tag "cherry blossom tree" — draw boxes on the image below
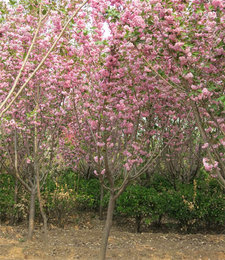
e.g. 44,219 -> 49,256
60,1 -> 225,258
1,0 -> 225,259
158,125 -> 202,188
124,0 -> 225,185
0,0 -> 89,239
58,4 -> 192,257
0,0 -> 89,117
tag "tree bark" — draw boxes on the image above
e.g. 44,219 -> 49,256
28,188 -> 36,240
9,178 -> 18,225
99,191 -> 115,260
135,216 -> 142,233
99,183 -> 104,220
37,177 -> 48,241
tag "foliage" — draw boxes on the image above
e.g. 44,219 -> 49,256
1,170 -> 225,232
0,0 -> 225,256
0,174 -> 29,223
115,172 -> 225,232
0,174 -> 15,221
41,171 -> 100,225
151,174 -> 174,191
117,185 -> 155,218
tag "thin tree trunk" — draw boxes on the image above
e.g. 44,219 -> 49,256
99,183 -> 104,220
37,176 -> 48,241
34,99 -> 48,241
28,188 -> 36,240
99,191 -> 115,260
135,216 -> 142,233
9,178 -> 18,225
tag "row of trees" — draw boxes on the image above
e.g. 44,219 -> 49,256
0,0 -> 224,259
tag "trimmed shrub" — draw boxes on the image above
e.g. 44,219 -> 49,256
0,174 -> 15,222
117,185 -> 156,232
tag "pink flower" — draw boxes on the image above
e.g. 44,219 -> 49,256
26,158 -> 31,164
202,143 -> 209,149
191,85 -> 198,90
184,72 -> 194,80
202,88 -> 212,98
203,158 -> 212,172
203,158 -> 219,172
208,12 -> 217,19
124,163 -> 131,171
97,142 -> 105,147
173,42 -> 184,51
213,161 -> 219,168
212,0 -> 223,8
16,5 -> 24,12
144,67 -> 151,72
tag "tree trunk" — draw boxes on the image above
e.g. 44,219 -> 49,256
36,169 -> 48,241
28,188 -> 36,240
99,191 -> 115,260
135,216 -> 142,233
157,214 -> 162,227
37,183 -> 48,241
99,183 -> 104,220
9,178 -> 18,225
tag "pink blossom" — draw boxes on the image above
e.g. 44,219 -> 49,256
191,85 -> 198,90
202,88 -> 212,98
144,67 -> 151,72
208,12 -> 217,20
211,0 -> 223,8
16,5 -> 24,12
124,163 -> 131,171
94,170 -> 98,176
184,72 -> 194,80
202,143 -> 209,149
203,158 -> 219,172
26,158 -> 31,164
97,142 -> 105,147
213,161 -> 219,168
205,127 -> 212,133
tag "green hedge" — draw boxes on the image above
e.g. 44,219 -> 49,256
0,174 -> 15,221
116,173 -> 225,232
41,171 -> 100,225
1,170 -> 224,231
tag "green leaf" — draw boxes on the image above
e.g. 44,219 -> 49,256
192,52 -> 199,57
216,96 -> 225,105
23,52 -> 27,60
42,9 -> 47,15
95,40 -> 108,46
210,104 -> 217,110
9,0 -> 17,6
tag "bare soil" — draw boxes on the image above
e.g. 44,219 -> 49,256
1,215 -> 225,260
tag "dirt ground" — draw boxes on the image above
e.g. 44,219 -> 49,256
1,216 -> 225,260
